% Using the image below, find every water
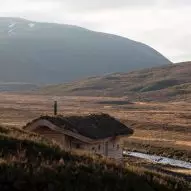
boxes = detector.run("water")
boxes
[123,151,191,169]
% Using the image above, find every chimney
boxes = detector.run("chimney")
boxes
[54,101,58,116]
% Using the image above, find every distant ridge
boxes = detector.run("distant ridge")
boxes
[40,62,191,102]
[0,17,171,84]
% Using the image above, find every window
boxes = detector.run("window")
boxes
[98,145,101,150]
[76,144,80,149]
[92,147,97,152]
[105,142,108,156]
[117,144,120,150]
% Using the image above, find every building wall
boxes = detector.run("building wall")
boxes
[82,140,123,160]
[33,126,66,146]
[32,126,123,160]
[107,141,123,160]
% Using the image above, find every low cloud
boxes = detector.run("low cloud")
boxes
[19,0,191,11]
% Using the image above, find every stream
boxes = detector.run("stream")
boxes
[123,151,191,169]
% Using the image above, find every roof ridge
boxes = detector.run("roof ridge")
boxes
[24,114,134,140]
[59,117,79,133]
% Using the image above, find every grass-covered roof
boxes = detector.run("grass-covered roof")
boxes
[26,113,133,140]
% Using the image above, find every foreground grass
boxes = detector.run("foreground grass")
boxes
[0,126,190,191]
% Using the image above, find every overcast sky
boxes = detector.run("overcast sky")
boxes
[1,0,191,62]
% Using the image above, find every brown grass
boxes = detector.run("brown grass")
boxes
[0,92,190,161]
[0,124,189,191]
[40,62,191,102]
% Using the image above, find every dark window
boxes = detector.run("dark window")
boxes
[76,144,80,149]
[117,145,120,150]
[98,145,101,150]
[105,142,108,156]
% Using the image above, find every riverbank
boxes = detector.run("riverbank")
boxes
[124,141,191,162]
[124,151,191,169]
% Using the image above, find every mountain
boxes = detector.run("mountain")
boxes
[0,17,171,84]
[40,62,191,102]
[0,82,39,92]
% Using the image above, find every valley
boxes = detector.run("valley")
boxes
[0,3,190,190]
[0,93,190,162]
[0,18,190,188]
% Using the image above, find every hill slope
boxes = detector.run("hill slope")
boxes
[0,17,171,84]
[0,82,39,92]
[0,125,189,191]
[41,62,191,101]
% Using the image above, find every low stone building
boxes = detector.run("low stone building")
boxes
[24,114,133,160]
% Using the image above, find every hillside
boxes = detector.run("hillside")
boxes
[0,125,189,191]
[0,17,171,84]
[40,62,191,101]
[0,82,39,92]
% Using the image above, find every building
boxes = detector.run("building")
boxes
[24,114,133,160]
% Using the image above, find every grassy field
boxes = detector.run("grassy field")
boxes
[0,93,190,162]
[0,93,191,161]
[0,92,190,189]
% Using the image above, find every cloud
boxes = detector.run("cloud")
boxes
[0,0,58,14]
[62,0,157,11]
[15,0,191,12]
[2,0,190,14]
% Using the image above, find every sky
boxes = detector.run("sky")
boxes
[0,0,191,62]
